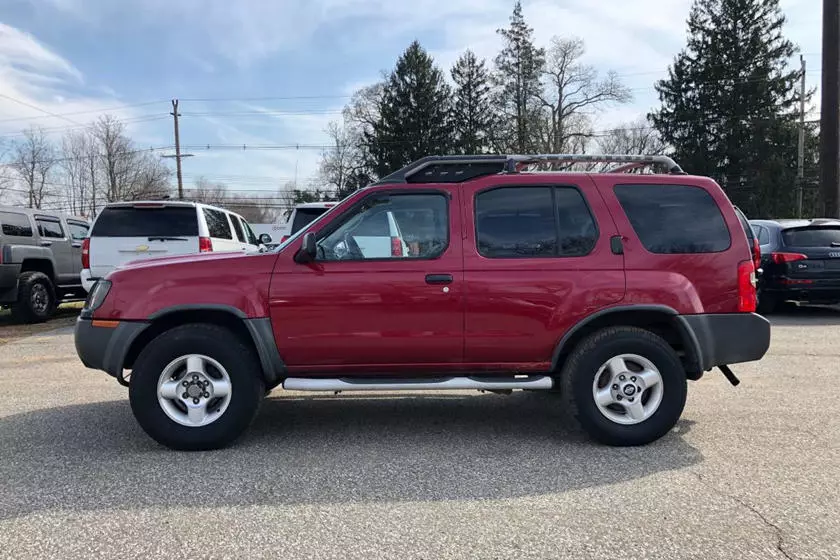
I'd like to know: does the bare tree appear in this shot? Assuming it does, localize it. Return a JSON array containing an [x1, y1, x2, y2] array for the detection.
[[596, 119, 666, 156], [186, 177, 227, 206], [0, 140, 13, 203], [319, 121, 369, 199], [11, 127, 56, 209], [90, 115, 171, 202], [60, 130, 94, 216], [538, 37, 632, 153]]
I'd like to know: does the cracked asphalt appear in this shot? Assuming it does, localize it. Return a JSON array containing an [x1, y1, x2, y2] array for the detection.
[[0, 306, 838, 559]]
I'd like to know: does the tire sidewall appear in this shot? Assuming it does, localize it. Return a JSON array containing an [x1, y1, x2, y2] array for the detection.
[[14, 272, 55, 323], [129, 326, 263, 450], [571, 333, 687, 445]]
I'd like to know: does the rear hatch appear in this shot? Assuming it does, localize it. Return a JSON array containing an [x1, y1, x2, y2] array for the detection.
[[88, 203, 199, 279], [778, 225, 840, 286]]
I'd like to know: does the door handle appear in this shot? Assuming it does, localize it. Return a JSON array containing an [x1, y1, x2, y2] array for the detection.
[[72, 242, 82, 248], [425, 274, 453, 285], [40, 240, 52, 246]]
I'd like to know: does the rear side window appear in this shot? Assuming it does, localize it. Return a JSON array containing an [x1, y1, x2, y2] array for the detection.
[[291, 208, 328, 234], [67, 222, 89, 241], [203, 209, 232, 239], [36, 218, 65, 239], [615, 184, 730, 254], [755, 225, 770, 245], [782, 227, 840, 247], [476, 186, 597, 258], [0, 212, 33, 237], [230, 215, 247, 242], [92, 206, 199, 237]]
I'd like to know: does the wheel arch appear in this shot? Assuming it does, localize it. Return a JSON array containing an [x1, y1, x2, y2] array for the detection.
[[551, 305, 704, 380], [19, 258, 56, 283], [122, 306, 285, 388]]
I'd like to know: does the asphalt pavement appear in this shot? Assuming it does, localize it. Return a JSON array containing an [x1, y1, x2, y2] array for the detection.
[[0, 307, 838, 559]]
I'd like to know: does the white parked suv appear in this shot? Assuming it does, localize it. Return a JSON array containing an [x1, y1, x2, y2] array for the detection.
[[80, 201, 268, 292]]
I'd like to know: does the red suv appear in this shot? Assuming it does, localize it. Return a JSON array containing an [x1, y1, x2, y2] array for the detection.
[[75, 154, 771, 450]]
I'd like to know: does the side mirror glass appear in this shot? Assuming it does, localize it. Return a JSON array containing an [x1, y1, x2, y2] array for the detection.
[[294, 232, 317, 263], [259, 233, 272, 245]]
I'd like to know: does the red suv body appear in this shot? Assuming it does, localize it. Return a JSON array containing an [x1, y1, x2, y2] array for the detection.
[[75, 154, 771, 450]]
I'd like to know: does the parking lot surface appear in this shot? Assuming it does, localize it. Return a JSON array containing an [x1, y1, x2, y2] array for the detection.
[[0, 308, 838, 559]]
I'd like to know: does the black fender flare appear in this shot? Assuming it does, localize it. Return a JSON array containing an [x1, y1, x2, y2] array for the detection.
[[549, 304, 704, 375]]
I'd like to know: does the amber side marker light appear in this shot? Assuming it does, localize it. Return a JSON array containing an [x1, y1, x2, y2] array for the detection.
[[91, 320, 120, 328]]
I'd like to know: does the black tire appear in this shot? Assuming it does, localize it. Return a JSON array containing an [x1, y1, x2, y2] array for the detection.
[[560, 326, 687, 446], [129, 323, 265, 451], [756, 290, 778, 315], [10, 271, 56, 324]]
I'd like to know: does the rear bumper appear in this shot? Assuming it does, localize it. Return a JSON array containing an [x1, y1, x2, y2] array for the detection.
[[679, 313, 771, 371], [80, 269, 98, 293], [74, 317, 150, 377]]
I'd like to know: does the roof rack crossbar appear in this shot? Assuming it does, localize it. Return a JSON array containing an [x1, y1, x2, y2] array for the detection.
[[374, 154, 684, 185]]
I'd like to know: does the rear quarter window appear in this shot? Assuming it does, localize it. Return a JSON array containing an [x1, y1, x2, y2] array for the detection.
[[614, 184, 731, 254], [0, 211, 33, 237], [782, 227, 840, 247], [91, 206, 199, 237]]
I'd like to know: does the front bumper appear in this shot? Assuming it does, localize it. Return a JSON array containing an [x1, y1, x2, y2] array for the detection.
[[680, 313, 771, 371], [74, 317, 150, 377]]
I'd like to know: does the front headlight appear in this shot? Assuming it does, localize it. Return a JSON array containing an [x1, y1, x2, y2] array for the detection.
[[85, 280, 112, 312]]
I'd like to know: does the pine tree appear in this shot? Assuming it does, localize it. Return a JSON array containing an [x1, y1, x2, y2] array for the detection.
[[366, 41, 452, 177], [493, 1, 545, 153], [450, 50, 493, 154], [650, 0, 809, 217]]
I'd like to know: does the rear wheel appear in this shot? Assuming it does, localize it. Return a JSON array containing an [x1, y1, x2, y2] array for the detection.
[[129, 323, 264, 450], [561, 327, 687, 446], [756, 290, 779, 314], [10, 271, 56, 324]]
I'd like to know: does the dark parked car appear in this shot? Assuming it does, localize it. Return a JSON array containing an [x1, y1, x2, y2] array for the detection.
[[749, 218, 840, 313], [76, 154, 770, 451]]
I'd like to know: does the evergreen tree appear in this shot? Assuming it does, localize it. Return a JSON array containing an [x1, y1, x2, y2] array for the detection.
[[450, 50, 494, 154], [366, 41, 452, 177], [493, 1, 545, 153], [650, 0, 809, 217]]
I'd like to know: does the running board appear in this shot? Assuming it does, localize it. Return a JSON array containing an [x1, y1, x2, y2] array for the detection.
[[282, 376, 554, 392]]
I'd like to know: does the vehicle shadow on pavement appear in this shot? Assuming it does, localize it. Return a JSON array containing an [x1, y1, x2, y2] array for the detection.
[[767, 304, 840, 327], [0, 392, 701, 520]]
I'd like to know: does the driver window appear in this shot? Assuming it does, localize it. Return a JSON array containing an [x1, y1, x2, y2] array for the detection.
[[317, 193, 448, 261]]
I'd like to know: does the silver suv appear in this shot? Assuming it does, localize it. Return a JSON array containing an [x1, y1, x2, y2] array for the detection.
[[0, 206, 89, 323]]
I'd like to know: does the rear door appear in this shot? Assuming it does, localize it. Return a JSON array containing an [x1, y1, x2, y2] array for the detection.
[[34, 215, 76, 285], [462, 176, 624, 371], [779, 225, 840, 288], [65, 220, 90, 275], [201, 208, 240, 252], [88, 204, 199, 280]]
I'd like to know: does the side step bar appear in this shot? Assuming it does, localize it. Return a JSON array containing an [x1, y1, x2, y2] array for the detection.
[[282, 376, 554, 392]]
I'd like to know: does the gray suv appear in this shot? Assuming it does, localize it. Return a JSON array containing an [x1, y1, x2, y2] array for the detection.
[[0, 206, 89, 323]]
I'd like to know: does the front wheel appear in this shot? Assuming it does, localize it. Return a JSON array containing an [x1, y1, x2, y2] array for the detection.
[[561, 326, 687, 446], [129, 323, 264, 450]]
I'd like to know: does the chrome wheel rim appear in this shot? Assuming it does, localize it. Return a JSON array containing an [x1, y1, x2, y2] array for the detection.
[[30, 283, 49, 314], [592, 354, 664, 425], [157, 354, 233, 427]]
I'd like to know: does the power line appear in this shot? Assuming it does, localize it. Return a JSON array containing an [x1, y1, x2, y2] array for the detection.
[[0, 93, 82, 127], [0, 99, 168, 124]]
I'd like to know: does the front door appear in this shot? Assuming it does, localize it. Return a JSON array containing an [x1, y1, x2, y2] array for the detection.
[[270, 187, 463, 375]]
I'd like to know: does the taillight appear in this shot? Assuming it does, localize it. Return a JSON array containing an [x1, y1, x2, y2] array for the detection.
[[199, 237, 213, 252], [771, 252, 807, 264], [391, 236, 401, 257], [752, 238, 761, 270], [738, 260, 757, 312], [81, 238, 90, 269]]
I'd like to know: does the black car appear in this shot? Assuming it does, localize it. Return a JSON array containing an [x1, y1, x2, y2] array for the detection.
[[749, 218, 840, 313]]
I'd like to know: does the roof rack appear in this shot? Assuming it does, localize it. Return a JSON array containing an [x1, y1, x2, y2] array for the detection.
[[375, 154, 685, 184]]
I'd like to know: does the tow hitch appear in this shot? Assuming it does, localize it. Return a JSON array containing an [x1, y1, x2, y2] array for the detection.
[[718, 365, 741, 386]]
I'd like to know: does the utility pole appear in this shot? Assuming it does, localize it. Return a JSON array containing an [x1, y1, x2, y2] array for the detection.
[[797, 55, 806, 218], [162, 99, 193, 200], [820, 0, 840, 218]]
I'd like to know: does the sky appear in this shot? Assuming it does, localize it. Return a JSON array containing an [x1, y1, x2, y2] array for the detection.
[[0, 0, 824, 200]]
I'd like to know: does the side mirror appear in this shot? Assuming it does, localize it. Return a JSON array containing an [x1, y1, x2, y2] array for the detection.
[[259, 233, 272, 245], [294, 232, 317, 264]]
